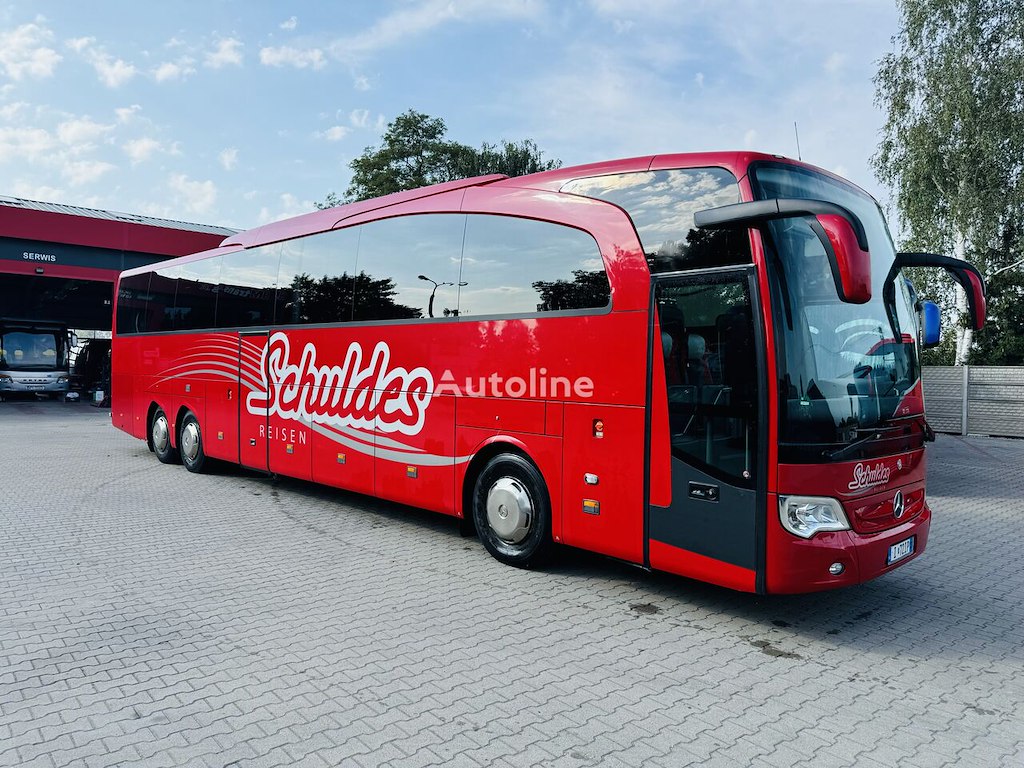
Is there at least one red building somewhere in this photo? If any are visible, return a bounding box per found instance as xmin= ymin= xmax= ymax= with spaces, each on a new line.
xmin=0 ymin=195 xmax=235 ymax=330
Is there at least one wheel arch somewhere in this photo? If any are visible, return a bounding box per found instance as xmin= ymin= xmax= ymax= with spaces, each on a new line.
xmin=146 ymin=401 xmax=162 ymax=450
xmin=460 ymin=436 xmax=544 ymax=530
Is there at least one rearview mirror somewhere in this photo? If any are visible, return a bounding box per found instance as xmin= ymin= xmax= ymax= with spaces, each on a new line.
xmin=896 ymin=252 xmax=987 ymax=331
xmin=694 ymin=198 xmax=872 ymax=304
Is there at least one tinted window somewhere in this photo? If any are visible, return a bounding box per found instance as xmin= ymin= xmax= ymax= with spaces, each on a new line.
xmin=459 ymin=215 xmax=609 ymax=316
xmin=353 ymin=215 xmax=466 ymax=321
xmin=275 ymin=239 xmax=305 ymax=325
xmin=657 ymin=271 xmax=758 ymax=485
xmin=280 ymin=227 xmax=360 ymax=324
xmin=116 ymin=273 xmax=151 ymax=334
xmin=218 ymin=246 xmax=279 ymax=328
xmin=561 ymin=168 xmax=751 ymax=273
xmin=175 ymin=258 xmax=222 ymax=330
xmin=147 ymin=266 xmax=179 ymax=333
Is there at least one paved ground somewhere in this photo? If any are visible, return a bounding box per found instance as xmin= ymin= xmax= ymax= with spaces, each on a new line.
xmin=1 ymin=399 xmax=1022 ymax=768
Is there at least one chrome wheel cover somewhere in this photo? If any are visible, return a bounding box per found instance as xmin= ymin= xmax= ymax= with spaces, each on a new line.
xmin=486 ymin=476 xmax=533 ymax=544
xmin=152 ymin=415 xmax=170 ymax=453
xmin=181 ymin=421 xmax=200 ymax=463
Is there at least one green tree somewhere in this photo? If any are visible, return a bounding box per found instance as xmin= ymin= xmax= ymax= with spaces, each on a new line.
xmin=872 ymin=0 xmax=1024 ymax=364
xmin=318 ymin=109 xmax=560 ymax=207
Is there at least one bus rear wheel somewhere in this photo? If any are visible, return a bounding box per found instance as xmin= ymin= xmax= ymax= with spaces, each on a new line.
xmin=151 ymin=407 xmax=179 ymax=464
xmin=179 ymin=412 xmax=208 ymax=474
xmin=473 ymin=453 xmax=553 ymax=568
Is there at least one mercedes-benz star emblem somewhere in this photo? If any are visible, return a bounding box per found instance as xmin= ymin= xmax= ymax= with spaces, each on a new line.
xmin=893 ymin=490 xmax=905 ymax=519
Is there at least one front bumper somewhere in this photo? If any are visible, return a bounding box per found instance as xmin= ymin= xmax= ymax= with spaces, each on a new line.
xmin=766 ymin=500 xmax=931 ymax=593
xmin=0 ymin=379 xmax=69 ymax=394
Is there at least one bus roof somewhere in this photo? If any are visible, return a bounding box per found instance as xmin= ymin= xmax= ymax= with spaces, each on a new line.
xmin=138 ymin=151 xmax=868 ymax=267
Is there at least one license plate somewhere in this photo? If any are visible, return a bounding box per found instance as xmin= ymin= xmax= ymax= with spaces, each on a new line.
xmin=887 ymin=536 xmax=915 ymax=565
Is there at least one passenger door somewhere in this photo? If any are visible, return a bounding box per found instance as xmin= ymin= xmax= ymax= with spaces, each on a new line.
xmin=648 ymin=268 xmax=765 ymax=590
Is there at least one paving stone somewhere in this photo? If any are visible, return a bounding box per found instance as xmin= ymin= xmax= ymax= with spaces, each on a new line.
xmin=1 ymin=403 xmax=1022 ymax=768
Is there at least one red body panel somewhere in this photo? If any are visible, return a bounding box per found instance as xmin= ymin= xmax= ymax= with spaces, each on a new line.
xmin=649 ymin=539 xmax=757 ymax=593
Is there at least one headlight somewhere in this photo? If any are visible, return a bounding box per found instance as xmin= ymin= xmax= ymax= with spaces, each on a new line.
xmin=779 ymin=496 xmax=851 ymax=538
xmin=0 ymin=374 xmax=11 ymax=383
xmin=57 ymin=376 xmax=69 ymax=384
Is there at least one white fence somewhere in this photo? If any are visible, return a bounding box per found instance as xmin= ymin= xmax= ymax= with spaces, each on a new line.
xmin=923 ymin=366 xmax=1024 ymax=437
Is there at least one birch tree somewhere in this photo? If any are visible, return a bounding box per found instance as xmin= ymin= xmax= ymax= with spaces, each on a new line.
xmin=873 ymin=0 xmax=1024 ymax=364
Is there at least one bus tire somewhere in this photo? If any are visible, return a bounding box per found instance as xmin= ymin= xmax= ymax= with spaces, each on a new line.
xmin=151 ymin=407 xmax=179 ymax=465
xmin=473 ymin=453 xmax=553 ymax=568
xmin=179 ymin=411 xmax=208 ymax=474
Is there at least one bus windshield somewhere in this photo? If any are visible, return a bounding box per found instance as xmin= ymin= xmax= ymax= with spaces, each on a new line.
xmin=751 ymin=163 xmax=921 ymax=462
xmin=0 ymin=330 xmax=68 ymax=371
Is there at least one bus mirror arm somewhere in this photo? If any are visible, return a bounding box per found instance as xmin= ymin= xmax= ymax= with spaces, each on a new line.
xmin=893 ymin=252 xmax=987 ymax=331
xmin=694 ymin=198 xmax=871 ymax=304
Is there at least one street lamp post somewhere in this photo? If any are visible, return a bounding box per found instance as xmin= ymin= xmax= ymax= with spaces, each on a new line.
xmin=418 ymin=274 xmax=467 ymax=318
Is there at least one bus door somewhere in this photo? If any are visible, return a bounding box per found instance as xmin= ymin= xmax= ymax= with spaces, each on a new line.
xmin=238 ymin=331 xmax=269 ymax=471
xmin=647 ymin=267 xmax=766 ymax=592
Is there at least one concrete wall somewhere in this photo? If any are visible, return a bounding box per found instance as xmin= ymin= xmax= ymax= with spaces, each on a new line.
xmin=923 ymin=366 xmax=1024 ymax=437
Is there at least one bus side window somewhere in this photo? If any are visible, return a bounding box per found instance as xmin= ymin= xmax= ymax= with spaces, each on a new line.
xmin=176 ymin=258 xmax=222 ymax=331
xmin=561 ymin=168 xmax=752 ymax=273
xmin=282 ymin=227 xmax=359 ymax=324
xmin=116 ymin=273 xmax=152 ymax=334
xmin=219 ymin=246 xmax=279 ymax=329
xmin=147 ymin=267 xmax=179 ymax=333
xmin=352 ymin=214 xmax=466 ymax=321
xmin=459 ymin=214 xmax=609 ymax=317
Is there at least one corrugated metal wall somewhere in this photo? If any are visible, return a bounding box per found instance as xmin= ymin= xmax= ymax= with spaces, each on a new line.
xmin=922 ymin=366 xmax=1024 ymax=437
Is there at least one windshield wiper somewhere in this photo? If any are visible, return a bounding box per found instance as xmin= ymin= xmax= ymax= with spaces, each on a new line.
xmin=823 ymin=430 xmax=886 ymax=462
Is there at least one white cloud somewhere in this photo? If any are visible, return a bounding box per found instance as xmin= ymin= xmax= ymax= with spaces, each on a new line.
xmin=168 ymin=173 xmax=217 ymax=216
xmin=259 ymin=45 xmax=326 ymax=70
xmin=743 ymin=129 xmax=758 ymax=148
xmin=219 ymin=147 xmax=238 ymax=170
xmin=0 ymin=126 xmax=55 ymax=162
xmin=56 ymin=117 xmax=114 ymax=148
xmin=319 ymin=125 xmax=349 ymax=141
xmin=205 ymin=38 xmax=243 ymax=68
xmin=68 ymin=39 xmax=136 ymax=87
xmin=115 ymin=104 xmax=142 ymax=123
xmin=153 ymin=58 xmax=196 ymax=82
xmin=63 ymin=159 xmax=116 ymax=186
xmin=329 ymin=0 xmax=542 ymax=61
xmin=349 ymin=108 xmax=371 ymax=128
xmin=280 ymin=16 xmax=298 ymax=31
xmin=353 ymin=74 xmax=370 ymax=91
xmin=0 ymin=23 xmax=62 ymax=80
xmin=123 ymin=137 xmax=162 ymax=164
xmin=257 ymin=192 xmax=317 ymax=224
xmin=694 ymin=72 xmax=704 ymax=89
xmin=9 ymin=180 xmax=64 ymax=201
xmin=825 ymin=52 xmax=847 ymax=75
xmin=66 ymin=37 xmax=93 ymax=54
xmin=94 ymin=56 xmax=136 ymax=87
xmin=0 ymin=102 xmax=29 ymax=121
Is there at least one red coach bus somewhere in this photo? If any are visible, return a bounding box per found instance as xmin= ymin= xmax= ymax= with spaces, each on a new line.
xmin=111 ymin=152 xmax=985 ymax=593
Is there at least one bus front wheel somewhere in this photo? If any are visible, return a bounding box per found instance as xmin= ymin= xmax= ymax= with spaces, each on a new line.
xmin=179 ymin=412 xmax=208 ymax=474
xmin=473 ymin=453 xmax=553 ymax=568
xmin=151 ymin=407 xmax=179 ymax=465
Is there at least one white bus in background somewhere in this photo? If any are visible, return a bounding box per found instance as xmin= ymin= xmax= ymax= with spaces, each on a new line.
xmin=0 ymin=319 xmax=77 ymax=400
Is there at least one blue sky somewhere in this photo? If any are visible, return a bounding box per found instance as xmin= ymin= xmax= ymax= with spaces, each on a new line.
xmin=0 ymin=1 xmax=900 ymax=231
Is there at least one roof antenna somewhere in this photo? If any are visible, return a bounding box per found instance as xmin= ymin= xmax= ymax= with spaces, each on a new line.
xmin=793 ymin=121 xmax=802 ymax=161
